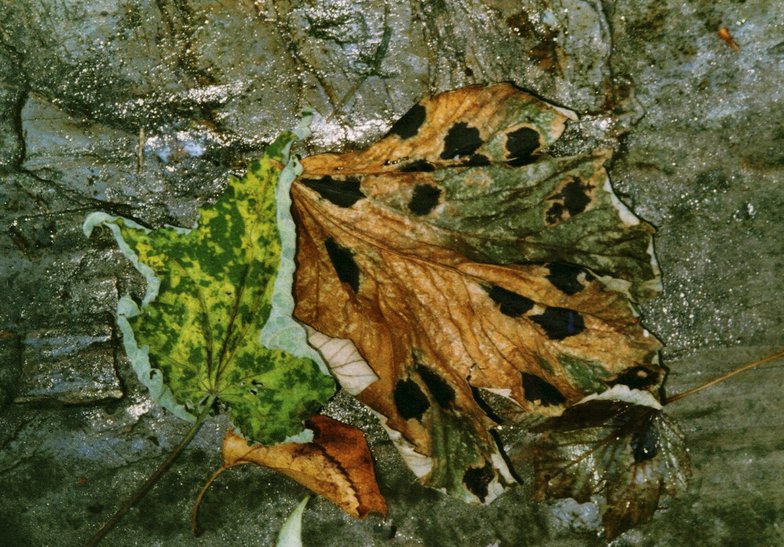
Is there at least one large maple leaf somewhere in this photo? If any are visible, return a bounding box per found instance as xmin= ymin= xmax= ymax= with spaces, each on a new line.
xmin=85 ymin=130 xmax=336 ymax=444
xmin=291 ymin=84 xmax=664 ymax=503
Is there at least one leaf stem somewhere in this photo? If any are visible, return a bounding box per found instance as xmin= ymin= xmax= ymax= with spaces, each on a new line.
xmin=85 ymin=395 xmax=217 ymax=547
xmin=666 ymin=349 xmax=784 ymax=404
xmin=190 ymin=463 xmax=237 ymax=536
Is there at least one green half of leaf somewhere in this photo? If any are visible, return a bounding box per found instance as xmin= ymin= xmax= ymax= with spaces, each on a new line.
xmin=84 ymin=119 xmax=335 ymax=443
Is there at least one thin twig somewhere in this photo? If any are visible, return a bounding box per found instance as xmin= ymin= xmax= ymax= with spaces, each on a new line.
xmin=191 ymin=464 xmax=232 ymax=536
xmin=85 ymin=395 xmax=216 ymax=546
xmin=666 ymin=349 xmax=784 ymax=404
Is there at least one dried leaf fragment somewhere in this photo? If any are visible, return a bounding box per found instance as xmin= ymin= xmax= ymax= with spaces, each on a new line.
xmin=222 ymin=416 xmax=387 ymax=519
xmin=718 ymin=27 xmax=740 ymax=50
xmin=526 ymin=389 xmax=690 ymax=539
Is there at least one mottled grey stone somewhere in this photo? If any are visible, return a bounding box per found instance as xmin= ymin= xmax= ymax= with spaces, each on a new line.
xmin=0 ymin=0 xmax=782 ymax=546
xmin=15 ymin=324 xmax=122 ymax=404
xmin=22 ymin=93 xmax=139 ymax=198
xmin=0 ymin=332 xmax=22 ymax=406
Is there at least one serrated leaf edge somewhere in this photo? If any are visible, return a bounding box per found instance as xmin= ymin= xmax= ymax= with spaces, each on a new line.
xmin=84 ymin=214 xmax=196 ymax=420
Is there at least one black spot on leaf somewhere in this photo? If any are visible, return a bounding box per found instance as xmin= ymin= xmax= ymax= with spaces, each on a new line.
xmin=462 ymin=461 xmax=495 ymax=502
xmin=416 ymin=365 xmax=455 ymax=409
xmin=561 ymin=177 xmax=592 ymax=216
xmin=462 ymin=154 xmax=490 ymax=166
xmin=546 ymin=263 xmax=591 ymax=295
xmin=486 ymin=285 xmax=534 ymax=317
xmin=522 ymin=373 xmax=566 ymax=406
xmin=408 ymin=184 xmax=442 ymax=215
xmin=399 ymin=159 xmax=435 ymax=172
xmin=531 ymin=307 xmax=585 ymax=340
xmin=631 ymin=423 xmax=659 ymax=462
xmin=609 ymin=366 xmax=660 ymax=390
xmin=505 ymin=127 xmax=541 ymax=166
xmin=545 ymin=203 xmax=565 ymax=225
xmin=301 ymin=176 xmax=365 ymax=208
xmin=545 ymin=177 xmax=594 ymax=224
xmin=389 ymin=103 xmax=426 ymax=139
xmin=440 ymin=122 xmax=484 ymax=159
xmin=394 ymin=378 xmax=430 ymax=420
xmin=324 ymin=238 xmax=360 ymax=293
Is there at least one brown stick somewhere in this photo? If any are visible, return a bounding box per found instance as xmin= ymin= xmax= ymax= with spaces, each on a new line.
xmin=85 ymin=395 xmax=216 ymax=546
xmin=666 ymin=349 xmax=784 ymax=404
xmin=191 ymin=464 xmax=236 ymax=536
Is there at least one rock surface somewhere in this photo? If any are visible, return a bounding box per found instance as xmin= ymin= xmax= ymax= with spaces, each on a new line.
xmin=0 ymin=1 xmax=781 ymax=545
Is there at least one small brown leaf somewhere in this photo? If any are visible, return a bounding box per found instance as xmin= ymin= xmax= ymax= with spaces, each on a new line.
xmin=718 ymin=27 xmax=740 ymax=50
xmin=222 ymin=416 xmax=387 ymax=518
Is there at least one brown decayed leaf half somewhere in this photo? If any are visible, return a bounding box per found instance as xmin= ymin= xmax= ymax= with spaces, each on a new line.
xmin=527 ymin=396 xmax=690 ymax=539
xmin=222 ymin=416 xmax=386 ymax=518
xmin=291 ymin=83 xmax=663 ymax=501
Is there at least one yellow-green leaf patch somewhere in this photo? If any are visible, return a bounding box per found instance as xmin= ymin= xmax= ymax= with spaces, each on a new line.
xmin=85 ymin=123 xmax=335 ymax=443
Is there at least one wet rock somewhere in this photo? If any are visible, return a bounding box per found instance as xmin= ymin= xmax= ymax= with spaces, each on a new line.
xmin=0 ymin=331 xmax=22 ymax=406
xmin=0 ymin=0 xmax=781 ymax=545
xmin=15 ymin=324 xmax=122 ymax=404
xmin=22 ymin=93 xmax=139 ymax=199
xmin=606 ymin=0 xmax=784 ymax=353
xmin=19 ymin=93 xmax=229 ymax=227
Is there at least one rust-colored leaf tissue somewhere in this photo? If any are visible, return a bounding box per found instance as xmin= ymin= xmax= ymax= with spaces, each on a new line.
xmin=287 ymin=84 xmax=687 ymax=537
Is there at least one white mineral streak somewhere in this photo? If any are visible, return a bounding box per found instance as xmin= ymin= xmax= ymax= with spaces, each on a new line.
xmin=22 ymin=334 xmax=108 ymax=358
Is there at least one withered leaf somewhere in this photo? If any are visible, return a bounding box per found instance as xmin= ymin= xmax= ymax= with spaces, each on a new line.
xmin=526 ymin=389 xmax=690 ymax=539
xmin=291 ymin=84 xmax=664 ymax=503
xmin=221 ymin=415 xmax=387 ymax=519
